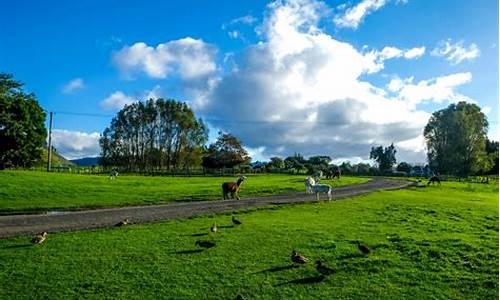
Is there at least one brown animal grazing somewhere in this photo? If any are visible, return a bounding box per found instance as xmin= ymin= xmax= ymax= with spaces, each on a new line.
xmin=115 ymin=219 xmax=129 ymax=227
xmin=222 ymin=176 xmax=247 ymax=200
xmin=316 ymin=259 xmax=336 ymax=276
xmin=291 ymin=250 xmax=309 ymax=264
xmin=232 ymin=216 xmax=242 ymax=225
xmin=31 ymin=232 xmax=47 ymax=244
xmin=427 ymin=176 xmax=441 ymax=185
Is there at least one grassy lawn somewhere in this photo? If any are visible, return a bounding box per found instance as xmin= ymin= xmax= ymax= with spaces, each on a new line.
xmin=0 ymin=171 xmax=368 ymax=213
xmin=0 ymin=181 xmax=497 ymax=299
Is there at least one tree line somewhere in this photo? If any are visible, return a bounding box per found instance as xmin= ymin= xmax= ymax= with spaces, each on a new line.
xmin=0 ymin=72 xmax=498 ymax=177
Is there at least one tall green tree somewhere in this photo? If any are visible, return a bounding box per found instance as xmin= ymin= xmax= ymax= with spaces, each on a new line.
xmin=370 ymin=143 xmax=397 ymax=173
xmin=100 ymin=98 xmax=208 ymax=172
xmin=0 ymin=73 xmax=46 ymax=169
xmin=396 ymin=162 xmax=412 ymax=173
xmin=424 ymin=102 xmax=488 ymax=176
xmin=202 ymin=131 xmax=251 ymax=168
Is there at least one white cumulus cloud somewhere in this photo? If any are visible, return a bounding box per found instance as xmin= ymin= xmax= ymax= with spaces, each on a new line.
xmin=431 ymin=39 xmax=480 ymax=65
xmin=199 ymin=0 xmax=438 ymax=163
xmin=389 ymin=72 xmax=473 ymax=108
xmin=51 ymin=129 xmax=101 ymax=159
xmin=334 ymin=0 xmax=393 ymax=29
xmin=113 ymin=37 xmax=217 ymax=80
xmin=100 ymin=85 xmax=163 ymax=111
xmin=62 ymin=78 xmax=84 ymax=94
xmin=100 ymin=91 xmax=135 ymax=111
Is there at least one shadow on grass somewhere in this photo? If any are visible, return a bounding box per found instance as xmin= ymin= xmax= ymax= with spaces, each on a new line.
xmin=4 ymin=244 xmax=33 ymax=249
xmin=173 ymin=249 xmax=204 ymax=255
xmin=337 ymin=252 xmax=365 ymax=260
xmin=219 ymin=225 xmax=234 ymax=229
xmin=254 ymin=264 xmax=298 ymax=274
xmin=186 ymin=233 xmax=208 ymax=237
xmin=275 ymin=275 xmax=325 ymax=286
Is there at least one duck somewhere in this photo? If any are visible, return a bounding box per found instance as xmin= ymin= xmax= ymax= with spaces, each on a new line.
xmin=115 ymin=218 xmax=129 ymax=227
xmin=195 ymin=240 xmax=216 ymax=248
xmin=355 ymin=241 xmax=371 ymax=255
xmin=316 ymin=259 xmax=336 ymax=276
xmin=210 ymin=222 xmax=218 ymax=233
xmin=232 ymin=216 xmax=242 ymax=225
xmin=31 ymin=232 xmax=47 ymax=244
xmin=291 ymin=250 xmax=309 ymax=264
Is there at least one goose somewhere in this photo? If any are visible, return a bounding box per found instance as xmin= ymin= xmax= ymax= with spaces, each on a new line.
xmin=355 ymin=241 xmax=371 ymax=255
xmin=195 ymin=240 xmax=216 ymax=248
xmin=115 ymin=218 xmax=129 ymax=227
xmin=31 ymin=232 xmax=47 ymax=244
xmin=210 ymin=223 xmax=218 ymax=233
xmin=232 ymin=216 xmax=242 ymax=225
xmin=291 ymin=250 xmax=309 ymax=264
xmin=316 ymin=259 xmax=336 ymax=276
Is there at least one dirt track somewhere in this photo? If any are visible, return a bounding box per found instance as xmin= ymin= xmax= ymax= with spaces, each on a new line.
xmin=0 ymin=178 xmax=414 ymax=238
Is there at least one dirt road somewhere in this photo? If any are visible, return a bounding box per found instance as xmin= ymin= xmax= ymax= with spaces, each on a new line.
xmin=0 ymin=178 xmax=413 ymax=238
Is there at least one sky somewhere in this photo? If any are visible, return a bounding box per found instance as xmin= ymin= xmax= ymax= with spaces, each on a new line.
xmin=0 ymin=0 xmax=498 ymax=163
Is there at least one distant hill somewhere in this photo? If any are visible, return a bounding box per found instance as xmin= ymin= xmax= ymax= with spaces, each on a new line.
xmin=35 ymin=149 xmax=75 ymax=167
xmin=71 ymin=157 xmax=101 ymax=166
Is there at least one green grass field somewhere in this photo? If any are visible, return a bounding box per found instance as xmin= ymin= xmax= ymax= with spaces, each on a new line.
xmin=0 ymin=181 xmax=497 ymax=299
xmin=0 ymin=171 xmax=368 ymax=213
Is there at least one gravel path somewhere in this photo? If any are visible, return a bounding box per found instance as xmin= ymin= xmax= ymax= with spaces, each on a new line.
xmin=0 ymin=178 xmax=413 ymax=238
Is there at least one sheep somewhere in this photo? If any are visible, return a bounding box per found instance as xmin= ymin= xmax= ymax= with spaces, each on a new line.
xmin=304 ymin=176 xmax=315 ymax=194
xmin=222 ymin=176 xmax=247 ymax=200
xmin=305 ymin=177 xmax=333 ymax=201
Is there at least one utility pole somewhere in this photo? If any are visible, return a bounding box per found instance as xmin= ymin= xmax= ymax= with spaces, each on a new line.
xmin=47 ymin=111 xmax=53 ymax=172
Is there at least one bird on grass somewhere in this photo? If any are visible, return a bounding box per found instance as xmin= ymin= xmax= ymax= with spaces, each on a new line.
xmin=316 ymin=259 xmax=336 ymax=276
xmin=195 ymin=240 xmax=216 ymax=248
xmin=31 ymin=232 xmax=47 ymax=244
xmin=291 ymin=250 xmax=309 ymax=264
xmin=115 ymin=218 xmax=129 ymax=227
xmin=232 ymin=216 xmax=242 ymax=225
xmin=355 ymin=241 xmax=371 ymax=255
xmin=210 ymin=223 xmax=218 ymax=233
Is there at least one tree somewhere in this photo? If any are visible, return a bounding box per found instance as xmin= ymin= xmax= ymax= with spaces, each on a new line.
xmin=284 ymin=153 xmax=307 ymax=173
xmin=202 ymin=132 xmax=251 ymax=169
xmin=100 ymin=98 xmax=208 ymax=172
xmin=0 ymin=73 xmax=46 ymax=169
xmin=370 ymin=143 xmax=397 ymax=173
xmin=396 ymin=162 xmax=412 ymax=173
xmin=424 ymin=102 xmax=489 ymax=176
xmin=484 ymin=139 xmax=499 ymax=175
xmin=305 ymin=155 xmax=331 ymax=173
xmin=267 ymin=156 xmax=285 ymax=171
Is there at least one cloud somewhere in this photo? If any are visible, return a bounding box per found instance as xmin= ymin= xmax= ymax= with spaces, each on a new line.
xmin=113 ymin=37 xmax=217 ymax=80
xmin=100 ymin=85 xmax=163 ymax=111
xmin=388 ymin=72 xmax=473 ymax=108
xmin=403 ymin=46 xmax=426 ymax=59
xmin=62 ymin=78 xmax=84 ymax=94
xmin=363 ymin=46 xmax=426 ymax=73
xmin=200 ymin=0 xmax=437 ymax=163
xmin=222 ymin=15 xmax=258 ymax=29
xmin=51 ymin=129 xmax=100 ymax=159
xmin=431 ymin=39 xmax=480 ymax=64
xmin=334 ymin=0 xmax=401 ymax=29
xmin=100 ymin=91 xmax=135 ymax=111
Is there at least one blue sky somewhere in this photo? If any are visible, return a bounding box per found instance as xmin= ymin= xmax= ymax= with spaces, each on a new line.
xmin=0 ymin=0 xmax=497 ymax=162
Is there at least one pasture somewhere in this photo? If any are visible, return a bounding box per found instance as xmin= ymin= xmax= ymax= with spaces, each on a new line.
xmin=0 ymin=171 xmax=368 ymax=213
xmin=0 ymin=181 xmax=497 ymax=299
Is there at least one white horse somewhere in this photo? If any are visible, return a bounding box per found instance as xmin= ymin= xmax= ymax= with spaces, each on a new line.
xmin=305 ymin=176 xmax=333 ymax=201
